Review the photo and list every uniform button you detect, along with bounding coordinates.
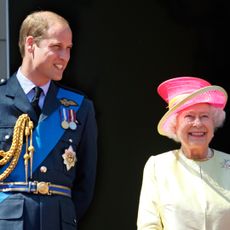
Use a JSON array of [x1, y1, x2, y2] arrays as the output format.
[[4, 134, 10, 140], [73, 218, 77, 224], [40, 166, 47, 173], [69, 139, 73, 143]]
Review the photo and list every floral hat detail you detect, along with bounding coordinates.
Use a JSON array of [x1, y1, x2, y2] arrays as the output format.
[[157, 76, 228, 136]]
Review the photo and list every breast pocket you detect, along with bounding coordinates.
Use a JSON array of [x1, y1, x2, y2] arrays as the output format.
[[41, 132, 80, 181], [59, 134, 79, 175], [0, 197, 24, 230]]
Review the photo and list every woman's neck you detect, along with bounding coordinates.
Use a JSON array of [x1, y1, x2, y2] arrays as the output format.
[[181, 147, 214, 161]]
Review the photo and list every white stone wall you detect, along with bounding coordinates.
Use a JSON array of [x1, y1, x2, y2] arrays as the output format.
[[0, 0, 9, 80]]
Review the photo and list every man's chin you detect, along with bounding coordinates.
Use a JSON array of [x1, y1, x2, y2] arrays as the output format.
[[52, 75, 63, 81]]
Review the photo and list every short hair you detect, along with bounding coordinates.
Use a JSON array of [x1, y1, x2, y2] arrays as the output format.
[[18, 10, 70, 57], [165, 105, 226, 142]]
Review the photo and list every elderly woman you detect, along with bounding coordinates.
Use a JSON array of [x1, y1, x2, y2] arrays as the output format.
[[137, 76, 230, 230]]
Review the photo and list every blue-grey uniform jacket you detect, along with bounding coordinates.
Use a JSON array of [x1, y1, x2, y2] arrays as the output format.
[[0, 74, 98, 230]]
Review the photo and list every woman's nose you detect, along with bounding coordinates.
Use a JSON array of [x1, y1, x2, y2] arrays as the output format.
[[193, 117, 202, 127]]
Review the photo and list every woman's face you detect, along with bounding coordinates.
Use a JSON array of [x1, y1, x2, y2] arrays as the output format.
[[176, 103, 214, 152]]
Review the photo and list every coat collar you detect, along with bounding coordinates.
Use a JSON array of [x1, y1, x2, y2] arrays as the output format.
[[40, 81, 60, 122], [6, 74, 33, 115], [6, 74, 60, 123]]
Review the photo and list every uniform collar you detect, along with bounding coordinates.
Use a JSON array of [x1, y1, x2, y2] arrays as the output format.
[[16, 68, 50, 96]]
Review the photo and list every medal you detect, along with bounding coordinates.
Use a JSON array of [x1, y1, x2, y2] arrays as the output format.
[[69, 109, 77, 130], [60, 106, 78, 130], [60, 108, 69, 129], [69, 121, 77, 130], [61, 120, 69, 129]]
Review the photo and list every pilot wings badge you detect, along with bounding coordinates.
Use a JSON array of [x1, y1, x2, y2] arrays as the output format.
[[60, 98, 78, 107]]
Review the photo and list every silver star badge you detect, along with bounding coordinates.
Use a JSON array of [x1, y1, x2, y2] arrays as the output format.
[[221, 159, 230, 169], [62, 145, 77, 171]]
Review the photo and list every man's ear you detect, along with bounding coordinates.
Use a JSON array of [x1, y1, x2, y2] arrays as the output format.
[[25, 36, 35, 53]]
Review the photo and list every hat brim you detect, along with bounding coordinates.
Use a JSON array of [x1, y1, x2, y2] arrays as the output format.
[[157, 85, 228, 136]]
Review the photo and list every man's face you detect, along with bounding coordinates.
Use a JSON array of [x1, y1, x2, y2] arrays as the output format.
[[31, 22, 73, 83]]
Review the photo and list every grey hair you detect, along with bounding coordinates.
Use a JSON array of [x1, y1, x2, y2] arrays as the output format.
[[165, 106, 226, 142]]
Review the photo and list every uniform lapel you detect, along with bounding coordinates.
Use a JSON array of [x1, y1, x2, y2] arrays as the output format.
[[5, 74, 36, 119], [39, 81, 60, 122]]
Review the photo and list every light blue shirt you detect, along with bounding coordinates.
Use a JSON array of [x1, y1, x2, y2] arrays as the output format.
[[16, 68, 50, 109]]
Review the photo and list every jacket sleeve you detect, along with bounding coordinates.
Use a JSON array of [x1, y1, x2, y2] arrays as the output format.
[[72, 99, 98, 221], [137, 156, 163, 230]]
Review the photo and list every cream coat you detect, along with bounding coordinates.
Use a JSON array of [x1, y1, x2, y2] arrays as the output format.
[[137, 149, 230, 230]]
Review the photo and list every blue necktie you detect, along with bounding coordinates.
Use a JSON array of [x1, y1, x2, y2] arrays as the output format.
[[31, 86, 43, 117]]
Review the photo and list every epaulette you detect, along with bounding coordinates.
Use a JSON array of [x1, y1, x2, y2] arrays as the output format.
[[0, 78, 7, 86]]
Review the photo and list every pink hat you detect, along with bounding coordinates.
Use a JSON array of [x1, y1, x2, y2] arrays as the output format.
[[157, 76, 228, 136]]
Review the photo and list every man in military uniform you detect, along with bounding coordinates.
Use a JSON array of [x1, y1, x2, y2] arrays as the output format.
[[0, 10, 97, 230]]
